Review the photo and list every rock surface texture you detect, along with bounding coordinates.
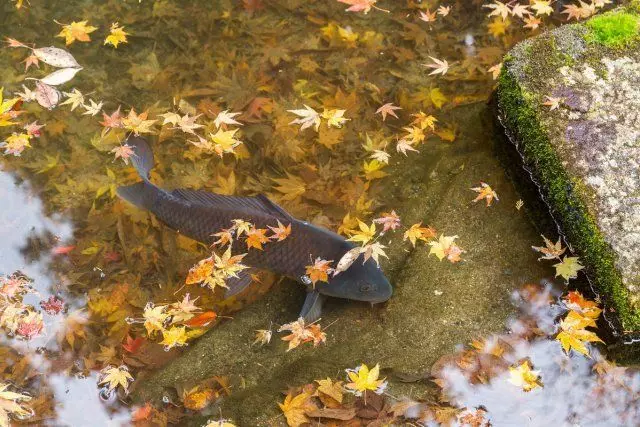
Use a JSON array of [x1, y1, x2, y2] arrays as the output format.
[[497, 6, 640, 337]]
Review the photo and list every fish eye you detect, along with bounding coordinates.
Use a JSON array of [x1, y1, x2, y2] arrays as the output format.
[[360, 283, 374, 293]]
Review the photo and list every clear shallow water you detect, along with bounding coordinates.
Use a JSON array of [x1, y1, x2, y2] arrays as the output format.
[[0, 0, 637, 426]]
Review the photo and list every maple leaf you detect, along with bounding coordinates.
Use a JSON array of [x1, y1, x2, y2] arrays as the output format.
[[564, 291, 601, 319], [16, 311, 44, 339], [122, 335, 145, 353], [305, 258, 333, 287], [171, 113, 203, 134], [1, 133, 31, 156], [523, 16, 542, 30], [424, 56, 449, 75], [22, 54, 39, 71], [56, 20, 98, 45], [143, 303, 169, 336], [122, 108, 156, 135], [361, 242, 388, 266], [412, 111, 438, 130], [556, 310, 603, 357], [104, 22, 129, 48], [488, 62, 503, 80], [160, 326, 189, 349], [58, 309, 88, 348], [531, 235, 566, 260], [100, 106, 123, 131], [209, 128, 243, 157], [0, 383, 32, 426], [487, 17, 509, 37], [508, 360, 542, 392], [375, 102, 401, 121], [278, 391, 316, 427], [273, 173, 306, 201], [111, 144, 136, 165], [253, 329, 272, 346], [214, 246, 248, 278], [23, 121, 44, 138], [396, 139, 419, 155], [40, 295, 65, 315], [510, 3, 531, 18], [470, 182, 499, 206], [98, 365, 134, 394], [345, 363, 387, 396], [347, 220, 376, 245], [245, 227, 269, 250], [554, 256, 584, 282], [403, 125, 426, 144], [212, 228, 234, 247], [268, 220, 292, 241], [428, 234, 464, 263], [322, 108, 349, 128], [278, 317, 326, 350], [531, 0, 554, 16], [287, 105, 320, 131], [60, 88, 84, 111], [315, 378, 344, 403], [0, 88, 21, 127], [363, 159, 387, 180], [403, 222, 437, 247], [483, 1, 511, 20], [338, 0, 382, 14], [82, 99, 103, 116], [437, 5, 451, 16], [373, 210, 401, 233], [214, 110, 243, 128], [543, 96, 563, 110], [231, 219, 253, 237], [418, 9, 437, 23]]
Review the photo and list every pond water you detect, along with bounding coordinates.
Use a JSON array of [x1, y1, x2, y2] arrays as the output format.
[[1, 0, 639, 426]]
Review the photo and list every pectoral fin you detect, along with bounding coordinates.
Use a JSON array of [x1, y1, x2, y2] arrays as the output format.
[[299, 290, 325, 323], [224, 268, 257, 298]]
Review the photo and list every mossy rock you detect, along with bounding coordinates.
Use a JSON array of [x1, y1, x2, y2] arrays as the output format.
[[496, 7, 640, 338]]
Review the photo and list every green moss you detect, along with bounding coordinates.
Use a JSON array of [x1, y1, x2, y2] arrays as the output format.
[[496, 63, 640, 333], [585, 11, 639, 48]]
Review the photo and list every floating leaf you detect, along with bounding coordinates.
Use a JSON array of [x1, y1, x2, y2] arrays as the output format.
[[33, 46, 80, 68]]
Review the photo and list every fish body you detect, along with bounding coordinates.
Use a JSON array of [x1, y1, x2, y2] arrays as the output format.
[[117, 137, 392, 320]]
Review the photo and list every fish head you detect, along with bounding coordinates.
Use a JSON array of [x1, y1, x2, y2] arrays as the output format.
[[318, 259, 392, 303]]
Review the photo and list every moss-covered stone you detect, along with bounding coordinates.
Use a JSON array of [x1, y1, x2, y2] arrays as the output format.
[[496, 7, 640, 336], [585, 11, 639, 48]]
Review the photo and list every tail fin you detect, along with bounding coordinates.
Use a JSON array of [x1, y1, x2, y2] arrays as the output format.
[[116, 182, 158, 211], [126, 135, 154, 180]]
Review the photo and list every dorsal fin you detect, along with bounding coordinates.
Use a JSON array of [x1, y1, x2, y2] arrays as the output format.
[[256, 194, 294, 221], [171, 188, 293, 221]]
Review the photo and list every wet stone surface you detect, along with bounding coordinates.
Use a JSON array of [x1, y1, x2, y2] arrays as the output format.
[[133, 104, 550, 424]]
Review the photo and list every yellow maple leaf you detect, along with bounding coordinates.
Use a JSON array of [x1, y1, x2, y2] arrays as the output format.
[[315, 378, 343, 403], [428, 235, 463, 263], [273, 173, 306, 201], [347, 220, 376, 245], [56, 20, 98, 45], [160, 326, 189, 349], [0, 382, 32, 426], [122, 108, 156, 135], [508, 360, 542, 392], [363, 159, 387, 181], [209, 128, 243, 157], [554, 256, 584, 282], [321, 108, 349, 128], [0, 87, 20, 127], [403, 222, 436, 247], [345, 363, 387, 396], [104, 22, 129, 48], [98, 365, 134, 394], [214, 246, 248, 277], [556, 310, 603, 357], [278, 391, 316, 427], [143, 303, 169, 336]]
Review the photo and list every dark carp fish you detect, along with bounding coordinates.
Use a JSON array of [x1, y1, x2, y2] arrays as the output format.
[[116, 136, 392, 321]]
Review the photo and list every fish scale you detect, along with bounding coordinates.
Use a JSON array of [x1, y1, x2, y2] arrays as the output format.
[[152, 189, 352, 280]]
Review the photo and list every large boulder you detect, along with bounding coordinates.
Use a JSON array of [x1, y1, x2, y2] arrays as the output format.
[[133, 104, 549, 424], [496, 6, 640, 338]]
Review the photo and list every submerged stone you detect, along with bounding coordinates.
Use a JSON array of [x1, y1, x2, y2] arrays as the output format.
[[132, 104, 549, 424], [496, 7, 640, 337]]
